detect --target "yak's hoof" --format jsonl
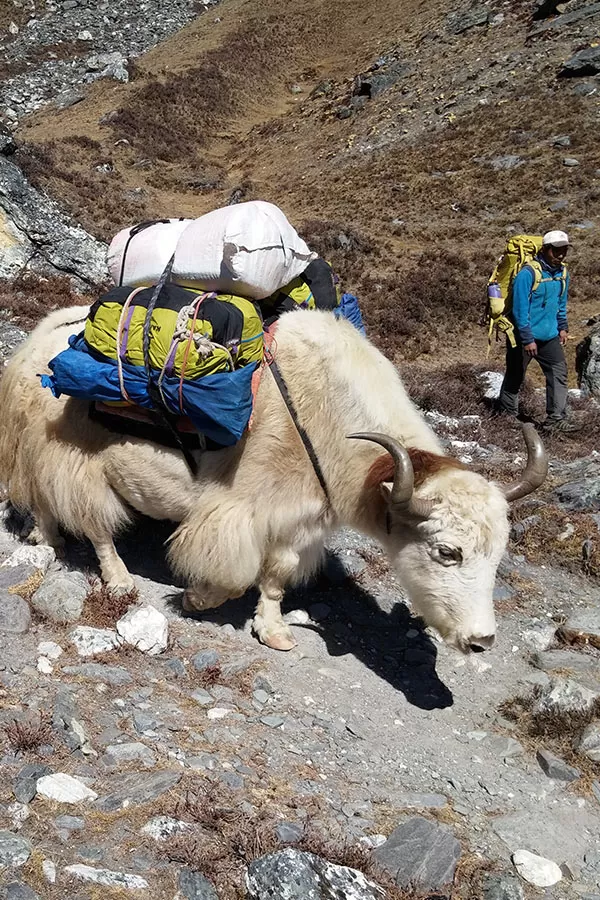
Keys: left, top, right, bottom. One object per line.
{"left": 259, "top": 628, "right": 297, "bottom": 652}
{"left": 107, "top": 576, "right": 136, "bottom": 594}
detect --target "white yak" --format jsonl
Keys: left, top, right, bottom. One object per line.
{"left": 0, "top": 306, "right": 546, "bottom": 653}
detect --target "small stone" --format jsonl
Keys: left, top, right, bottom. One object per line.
{"left": 283, "top": 609, "right": 310, "bottom": 625}
{"left": 553, "top": 135, "right": 571, "bottom": 148}
{"left": 536, "top": 747, "right": 580, "bottom": 781}
{"left": 512, "top": 849, "right": 562, "bottom": 887}
{"left": 219, "top": 772, "right": 244, "bottom": 790}
{"left": 336, "top": 106, "right": 352, "bottom": 119}
{"left": 521, "top": 622, "right": 556, "bottom": 651}
{"left": 0, "top": 592, "right": 31, "bottom": 634}
{"left": 246, "top": 848, "right": 382, "bottom": 898}
{"left": 178, "top": 867, "right": 219, "bottom": 899}
{"left": 253, "top": 690, "right": 269, "bottom": 705}
{"left": 1, "top": 545, "right": 55, "bottom": 572}
{"left": 166, "top": 658, "right": 186, "bottom": 677}
{"left": 260, "top": 716, "right": 285, "bottom": 728}
{"left": 3, "top": 883, "right": 40, "bottom": 899}
{"left": 275, "top": 822, "right": 305, "bottom": 844}
{"left": 42, "top": 859, "right": 56, "bottom": 883}
{"left": 37, "top": 641, "right": 63, "bottom": 660}
{"left": 396, "top": 792, "right": 448, "bottom": 809}
{"left": 116, "top": 604, "right": 168, "bottom": 655}
{"left": 373, "top": 816, "right": 461, "bottom": 890}
{"left": 141, "top": 816, "right": 190, "bottom": 842}
{"left": 37, "top": 657, "right": 53, "bottom": 674}
{"left": 64, "top": 864, "right": 148, "bottom": 889}
{"left": 207, "top": 707, "right": 231, "bottom": 720}
{"left": 191, "top": 688, "right": 214, "bottom": 706}
{"left": 482, "top": 872, "right": 524, "bottom": 899}
{"left": 30, "top": 571, "right": 88, "bottom": 623}
{"left": 94, "top": 770, "right": 182, "bottom": 811}
{"left": 548, "top": 199, "right": 569, "bottom": 212}
{"left": 14, "top": 764, "right": 52, "bottom": 803}
{"left": 192, "top": 649, "right": 220, "bottom": 671}
{"left": 62, "top": 663, "right": 132, "bottom": 685}
{"left": 102, "top": 742, "right": 156, "bottom": 768}
{"left": 69, "top": 626, "right": 122, "bottom": 656}
{"left": 36, "top": 774, "right": 98, "bottom": 804}
{"left": 0, "top": 832, "right": 32, "bottom": 867}
{"left": 53, "top": 815, "right": 85, "bottom": 833}
{"left": 532, "top": 677, "right": 599, "bottom": 714}
{"left": 560, "top": 609, "right": 600, "bottom": 648}
{"left": 575, "top": 722, "right": 600, "bottom": 761}
{"left": 563, "top": 158, "right": 579, "bottom": 167}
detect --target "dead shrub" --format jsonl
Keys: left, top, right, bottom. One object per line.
{"left": 4, "top": 714, "right": 53, "bottom": 754}
{"left": 165, "top": 783, "right": 420, "bottom": 899}
{"left": 511, "top": 505, "right": 600, "bottom": 578}
{"left": 500, "top": 687, "right": 600, "bottom": 781}
{"left": 0, "top": 272, "right": 92, "bottom": 330}
{"left": 83, "top": 578, "right": 138, "bottom": 628}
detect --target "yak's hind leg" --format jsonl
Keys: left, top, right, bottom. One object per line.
{"left": 27, "top": 508, "right": 66, "bottom": 556}
{"left": 92, "top": 535, "right": 135, "bottom": 593}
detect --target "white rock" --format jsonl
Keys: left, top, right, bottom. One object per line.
{"left": 521, "top": 623, "right": 557, "bottom": 652}
{"left": 7, "top": 802, "right": 30, "bottom": 830}
{"left": 37, "top": 656, "right": 53, "bottom": 674}
{"left": 479, "top": 370, "right": 503, "bottom": 399}
{"left": 43, "top": 858, "right": 56, "bottom": 883}
{"left": 283, "top": 609, "right": 311, "bottom": 625}
{"left": 207, "top": 707, "right": 231, "bottom": 720}
{"left": 512, "top": 849, "right": 562, "bottom": 887}
{"left": 140, "top": 816, "right": 190, "bottom": 842}
{"left": 65, "top": 864, "right": 148, "bottom": 890}
{"left": 69, "top": 625, "right": 122, "bottom": 657}
{"left": 36, "top": 774, "right": 98, "bottom": 804}
{"left": 77, "top": 29, "right": 93, "bottom": 40}
{"left": 116, "top": 604, "right": 168, "bottom": 655}
{"left": 38, "top": 640, "right": 63, "bottom": 659}
{"left": 1, "top": 544, "right": 55, "bottom": 572}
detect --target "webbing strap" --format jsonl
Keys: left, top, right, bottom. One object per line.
{"left": 269, "top": 360, "right": 331, "bottom": 507}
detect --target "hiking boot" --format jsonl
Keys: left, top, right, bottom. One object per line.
{"left": 540, "top": 417, "right": 582, "bottom": 434}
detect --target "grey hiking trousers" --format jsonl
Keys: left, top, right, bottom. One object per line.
{"left": 498, "top": 335, "right": 568, "bottom": 420}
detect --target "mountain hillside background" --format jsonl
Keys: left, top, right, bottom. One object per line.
{"left": 6, "top": 0, "right": 599, "bottom": 371}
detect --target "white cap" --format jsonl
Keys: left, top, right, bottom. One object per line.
{"left": 543, "top": 229, "right": 569, "bottom": 247}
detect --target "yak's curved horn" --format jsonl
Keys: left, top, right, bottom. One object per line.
{"left": 502, "top": 423, "right": 548, "bottom": 503}
{"left": 348, "top": 432, "right": 434, "bottom": 519}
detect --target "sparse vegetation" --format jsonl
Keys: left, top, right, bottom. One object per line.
{"left": 0, "top": 272, "right": 92, "bottom": 330}
{"left": 3, "top": 715, "right": 53, "bottom": 754}
{"left": 500, "top": 686, "right": 600, "bottom": 784}
{"left": 83, "top": 578, "right": 139, "bottom": 628}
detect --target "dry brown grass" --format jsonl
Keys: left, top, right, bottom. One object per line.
{"left": 192, "top": 660, "right": 264, "bottom": 697}
{"left": 164, "top": 783, "right": 425, "bottom": 900}
{"left": 511, "top": 505, "right": 600, "bottom": 578}
{"left": 7, "top": 570, "right": 44, "bottom": 600}
{"left": 3, "top": 714, "right": 54, "bottom": 754}
{"left": 0, "top": 272, "right": 93, "bottom": 330}
{"left": 500, "top": 687, "right": 600, "bottom": 784}
{"left": 83, "top": 578, "right": 139, "bottom": 628}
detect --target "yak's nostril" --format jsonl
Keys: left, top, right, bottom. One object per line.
{"left": 468, "top": 635, "right": 495, "bottom": 653}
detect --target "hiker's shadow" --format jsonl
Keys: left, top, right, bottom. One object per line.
{"left": 190, "top": 553, "right": 454, "bottom": 712}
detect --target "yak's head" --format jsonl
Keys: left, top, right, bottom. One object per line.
{"left": 351, "top": 426, "right": 547, "bottom": 654}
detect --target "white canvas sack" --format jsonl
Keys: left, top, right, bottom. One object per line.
{"left": 107, "top": 218, "right": 192, "bottom": 287}
{"left": 171, "top": 200, "right": 316, "bottom": 299}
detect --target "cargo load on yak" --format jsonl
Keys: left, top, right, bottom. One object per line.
{"left": 44, "top": 283, "right": 264, "bottom": 449}
{"left": 107, "top": 200, "right": 316, "bottom": 300}
{"left": 45, "top": 202, "right": 366, "bottom": 464}
{"left": 484, "top": 234, "right": 567, "bottom": 354}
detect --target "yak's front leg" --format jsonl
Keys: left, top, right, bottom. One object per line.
{"left": 92, "top": 535, "right": 135, "bottom": 593}
{"left": 253, "top": 547, "right": 300, "bottom": 651}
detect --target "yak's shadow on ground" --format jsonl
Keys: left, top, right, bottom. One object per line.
{"left": 6, "top": 508, "right": 453, "bottom": 711}
{"left": 179, "top": 552, "right": 454, "bottom": 712}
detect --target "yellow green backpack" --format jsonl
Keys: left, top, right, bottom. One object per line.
{"left": 485, "top": 235, "right": 567, "bottom": 354}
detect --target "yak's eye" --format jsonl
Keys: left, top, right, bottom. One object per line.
{"left": 436, "top": 545, "right": 462, "bottom": 565}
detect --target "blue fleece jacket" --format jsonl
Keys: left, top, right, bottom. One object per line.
{"left": 511, "top": 255, "right": 569, "bottom": 345}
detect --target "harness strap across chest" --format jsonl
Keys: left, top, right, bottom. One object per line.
{"left": 268, "top": 360, "right": 331, "bottom": 507}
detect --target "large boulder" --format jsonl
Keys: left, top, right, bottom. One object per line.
{"left": 245, "top": 849, "right": 384, "bottom": 899}
{"left": 0, "top": 156, "right": 106, "bottom": 286}
{"left": 577, "top": 323, "right": 600, "bottom": 400}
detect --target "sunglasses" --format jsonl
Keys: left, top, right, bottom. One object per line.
{"left": 548, "top": 245, "right": 568, "bottom": 255}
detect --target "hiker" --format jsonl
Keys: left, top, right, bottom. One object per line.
{"left": 497, "top": 230, "right": 575, "bottom": 432}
